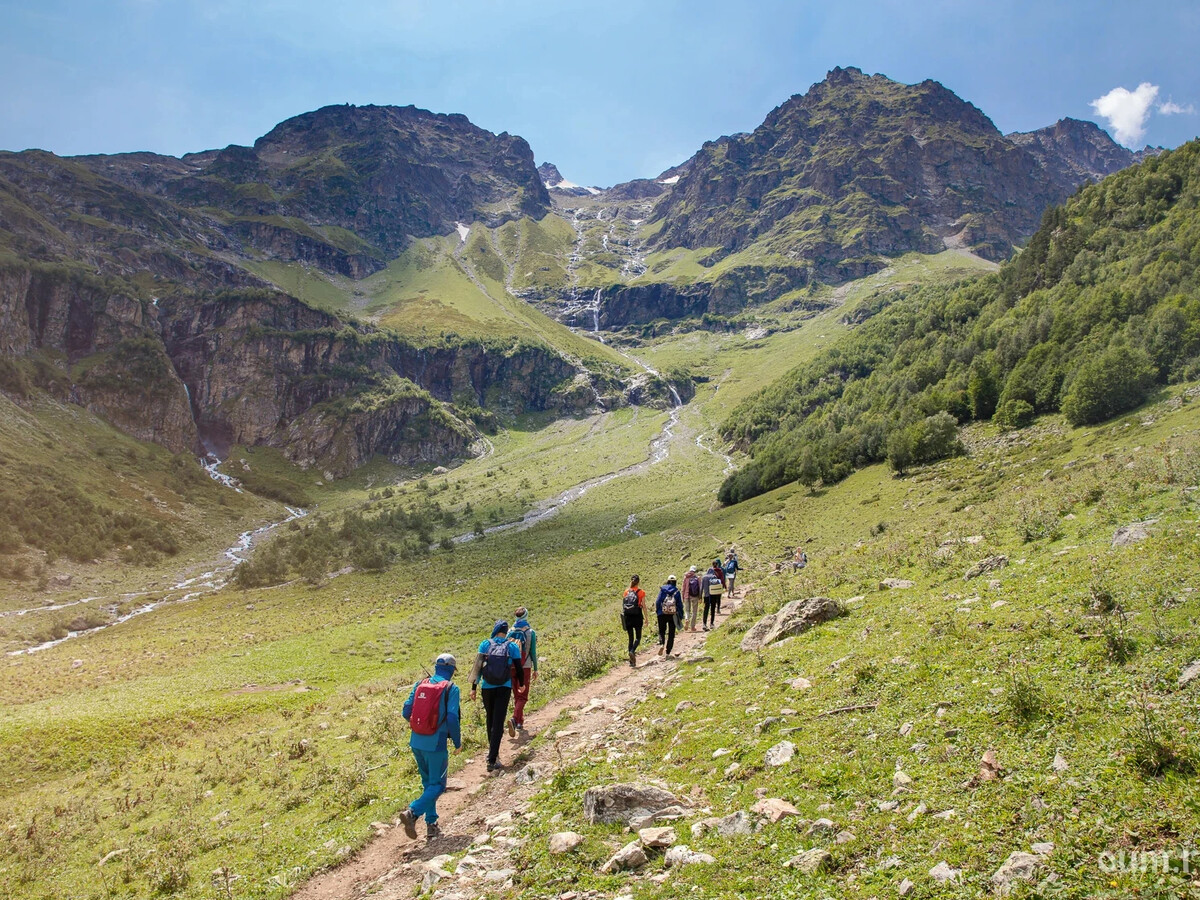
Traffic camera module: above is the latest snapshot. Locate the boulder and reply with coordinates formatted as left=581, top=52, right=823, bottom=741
left=515, top=763, right=550, bottom=785
left=600, top=840, right=648, bottom=873
left=1179, top=660, right=1200, bottom=688
left=740, top=598, right=844, bottom=652
left=964, top=555, right=1008, bottom=580
left=980, top=749, right=1002, bottom=781
left=716, top=811, right=753, bottom=837
left=583, top=783, right=682, bottom=825
left=548, top=832, right=584, bottom=855
left=638, top=826, right=677, bottom=849
left=785, top=848, right=832, bottom=874
left=751, top=797, right=801, bottom=824
left=929, top=861, right=960, bottom=883
left=664, top=845, right=716, bottom=867
left=789, top=676, right=813, bottom=691
left=879, top=578, right=914, bottom=590
left=765, top=741, right=796, bottom=767
left=991, top=851, right=1040, bottom=893
left=1112, top=520, right=1155, bottom=547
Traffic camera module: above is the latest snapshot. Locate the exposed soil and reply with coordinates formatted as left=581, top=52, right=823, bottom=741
left=291, top=593, right=745, bottom=900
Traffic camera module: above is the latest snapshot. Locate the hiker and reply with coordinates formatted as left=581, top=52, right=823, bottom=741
left=655, top=575, right=682, bottom=657
left=724, top=550, right=740, bottom=598
left=621, top=575, right=646, bottom=667
left=470, top=621, right=525, bottom=772
left=701, top=561, right=724, bottom=631
left=508, top=608, right=538, bottom=732
left=795, top=548, right=808, bottom=570
left=399, top=652, right=461, bottom=841
left=682, top=565, right=702, bottom=631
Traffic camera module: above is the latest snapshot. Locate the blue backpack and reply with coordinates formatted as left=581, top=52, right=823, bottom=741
left=482, top=638, right=511, bottom=685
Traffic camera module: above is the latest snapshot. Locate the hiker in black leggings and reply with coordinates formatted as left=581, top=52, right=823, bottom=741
left=469, top=621, right=524, bottom=772
left=701, top=562, right=724, bottom=630
left=621, top=575, right=646, bottom=667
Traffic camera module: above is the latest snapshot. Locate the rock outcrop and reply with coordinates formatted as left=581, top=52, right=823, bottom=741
left=740, top=597, right=844, bottom=652
left=582, top=783, right=683, bottom=825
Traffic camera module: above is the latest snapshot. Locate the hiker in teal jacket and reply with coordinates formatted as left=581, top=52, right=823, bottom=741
left=470, top=621, right=525, bottom=772
left=399, top=653, right=461, bottom=840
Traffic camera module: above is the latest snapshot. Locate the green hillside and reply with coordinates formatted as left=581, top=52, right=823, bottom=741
left=719, top=141, right=1200, bottom=504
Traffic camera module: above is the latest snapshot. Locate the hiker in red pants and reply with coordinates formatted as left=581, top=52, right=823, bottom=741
left=508, top=608, right=538, bottom=732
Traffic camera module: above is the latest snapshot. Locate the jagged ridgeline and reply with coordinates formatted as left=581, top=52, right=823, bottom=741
left=719, top=140, right=1200, bottom=504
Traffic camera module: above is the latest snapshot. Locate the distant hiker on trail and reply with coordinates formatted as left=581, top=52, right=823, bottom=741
left=793, top=548, right=808, bottom=571
left=470, top=621, right=524, bottom=772
left=682, top=566, right=702, bottom=632
left=701, top=561, right=724, bottom=631
left=508, top=608, right=538, bottom=732
left=655, top=575, right=682, bottom=658
left=399, top=653, right=461, bottom=841
left=621, top=575, right=646, bottom=667
left=713, top=558, right=727, bottom=614
left=724, top=550, right=739, bottom=598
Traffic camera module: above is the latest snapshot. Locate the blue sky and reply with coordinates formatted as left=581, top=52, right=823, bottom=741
left=1, top=1, right=1197, bottom=186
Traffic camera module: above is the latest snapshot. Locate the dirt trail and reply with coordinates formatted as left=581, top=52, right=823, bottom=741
left=292, top=592, right=746, bottom=900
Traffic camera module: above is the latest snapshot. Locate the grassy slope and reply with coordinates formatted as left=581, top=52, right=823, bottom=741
left=3, top=258, right=1193, bottom=899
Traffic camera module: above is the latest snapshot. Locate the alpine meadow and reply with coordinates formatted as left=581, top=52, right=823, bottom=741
left=1, top=56, right=1199, bottom=900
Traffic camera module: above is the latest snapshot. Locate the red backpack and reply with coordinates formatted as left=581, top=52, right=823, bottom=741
left=409, top=678, right=451, bottom=736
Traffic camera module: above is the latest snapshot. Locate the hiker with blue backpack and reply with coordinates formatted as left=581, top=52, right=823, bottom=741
left=655, top=575, right=683, bottom=658
left=724, top=549, right=740, bottom=599
left=508, top=608, right=538, bottom=732
left=399, top=653, right=462, bottom=841
left=470, top=621, right=525, bottom=772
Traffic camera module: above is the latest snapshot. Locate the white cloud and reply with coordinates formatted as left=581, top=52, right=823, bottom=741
left=1158, top=100, right=1196, bottom=116
left=1090, top=83, right=1159, bottom=147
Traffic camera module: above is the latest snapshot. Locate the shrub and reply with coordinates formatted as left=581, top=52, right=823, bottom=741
left=1003, top=663, right=1049, bottom=725
left=1061, top=342, right=1157, bottom=426
left=994, top=398, right=1035, bottom=430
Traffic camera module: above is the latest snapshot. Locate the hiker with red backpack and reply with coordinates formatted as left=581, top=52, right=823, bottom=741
left=399, top=653, right=462, bottom=841
left=682, top=566, right=702, bottom=632
left=470, top=621, right=525, bottom=773
left=508, top=609, right=538, bottom=732
left=655, top=575, right=683, bottom=657
left=621, top=575, right=646, bottom=667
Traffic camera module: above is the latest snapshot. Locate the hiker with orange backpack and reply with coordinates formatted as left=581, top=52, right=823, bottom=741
left=470, top=621, right=525, bottom=772
left=621, top=575, right=646, bottom=667
left=508, top=608, right=538, bottom=732
left=398, top=653, right=462, bottom=841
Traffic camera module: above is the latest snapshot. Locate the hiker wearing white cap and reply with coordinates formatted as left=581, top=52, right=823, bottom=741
left=399, top=653, right=461, bottom=841
left=682, top=566, right=702, bottom=631
left=655, top=575, right=682, bottom=657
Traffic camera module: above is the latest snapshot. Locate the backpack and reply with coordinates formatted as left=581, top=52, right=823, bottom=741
left=661, top=588, right=678, bottom=616
left=622, top=587, right=641, bottom=614
left=707, top=575, right=724, bottom=597
left=684, top=574, right=701, bottom=598
left=409, top=678, right=451, bottom=736
left=511, top=626, right=531, bottom=666
left=482, top=638, right=512, bottom=685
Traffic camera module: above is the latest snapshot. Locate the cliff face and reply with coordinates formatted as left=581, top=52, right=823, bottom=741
left=1006, top=117, right=1139, bottom=186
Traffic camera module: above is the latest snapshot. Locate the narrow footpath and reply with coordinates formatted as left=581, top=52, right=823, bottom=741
left=292, top=592, right=746, bottom=900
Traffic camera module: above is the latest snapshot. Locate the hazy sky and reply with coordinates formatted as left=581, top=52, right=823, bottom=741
left=1, top=1, right=1197, bottom=186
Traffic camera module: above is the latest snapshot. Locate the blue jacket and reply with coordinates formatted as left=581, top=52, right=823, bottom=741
left=475, top=637, right=524, bottom=689
left=655, top=584, right=682, bottom=616
left=402, top=664, right=461, bottom=752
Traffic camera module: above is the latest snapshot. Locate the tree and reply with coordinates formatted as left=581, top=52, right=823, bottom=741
left=1061, top=343, right=1157, bottom=426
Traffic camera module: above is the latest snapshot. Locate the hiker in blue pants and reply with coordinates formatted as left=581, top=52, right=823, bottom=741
left=399, top=653, right=461, bottom=841
left=470, top=621, right=525, bottom=772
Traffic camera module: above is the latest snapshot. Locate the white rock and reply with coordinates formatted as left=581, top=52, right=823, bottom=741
left=836, top=830, right=856, bottom=844
left=1031, top=842, right=1055, bottom=857
left=638, top=826, right=677, bottom=849
left=1052, top=752, right=1068, bottom=773
left=893, top=770, right=913, bottom=788
left=929, top=861, right=960, bottom=882
left=484, top=811, right=513, bottom=828
left=991, top=851, right=1040, bottom=892
left=712, top=748, right=732, bottom=758
left=717, top=811, right=753, bottom=837
left=906, top=802, right=927, bottom=822
left=1179, top=660, right=1200, bottom=688
left=600, top=840, right=648, bottom=873
left=898, top=877, right=915, bottom=896
left=664, top=845, right=717, bottom=866
left=789, top=676, right=813, bottom=691
left=549, top=832, right=584, bottom=855
left=765, top=741, right=796, bottom=767
left=675, top=700, right=694, bottom=712
left=809, top=817, right=836, bottom=835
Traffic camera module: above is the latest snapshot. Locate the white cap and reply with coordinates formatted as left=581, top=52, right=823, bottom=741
left=688, top=565, right=697, bottom=572
left=668, top=574, right=677, bottom=582
left=436, top=653, right=457, bottom=669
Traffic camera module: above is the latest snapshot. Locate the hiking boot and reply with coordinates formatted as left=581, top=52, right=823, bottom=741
left=628, top=651, right=636, bottom=667
left=426, top=821, right=440, bottom=840
left=507, top=718, right=516, bottom=738
left=514, top=722, right=525, bottom=731
left=657, top=644, right=664, bottom=656
left=486, top=761, right=495, bottom=773
left=399, top=807, right=418, bottom=839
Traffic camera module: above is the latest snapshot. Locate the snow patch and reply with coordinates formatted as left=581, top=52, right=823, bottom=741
left=455, top=222, right=470, bottom=242
left=658, top=175, right=681, bottom=185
